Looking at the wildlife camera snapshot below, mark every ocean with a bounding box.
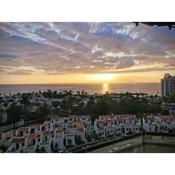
[0,83,160,95]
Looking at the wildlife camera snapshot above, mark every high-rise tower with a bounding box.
[161,73,175,97]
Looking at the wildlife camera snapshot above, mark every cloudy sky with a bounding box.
[0,22,175,84]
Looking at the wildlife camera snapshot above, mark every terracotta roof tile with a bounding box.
[31,124,41,129]
[19,127,29,132]
[28,134,40,140]
[12,137,25,143]
[42,131,49,135]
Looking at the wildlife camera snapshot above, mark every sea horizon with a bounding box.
[0,82,160,95]
[0,82,160,85]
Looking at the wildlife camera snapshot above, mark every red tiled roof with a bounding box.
[28,134,40,140]
[11,137,25,143]
[11,130,16,134]
[19,127,29,132]
[42,131,49,135]
[67,124,77,128]
[160,116,172,120]
[56,129,63,133]
[31,124,41,129]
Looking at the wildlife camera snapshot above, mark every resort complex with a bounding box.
[0,73,174,153]
[0,114,175,153]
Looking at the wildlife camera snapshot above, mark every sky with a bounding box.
[0,22,175,84]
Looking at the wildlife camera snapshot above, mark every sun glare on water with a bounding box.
[102,83,110,94]
[94,74,113,93]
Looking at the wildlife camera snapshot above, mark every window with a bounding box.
[33,139,36,145]
[16,143,19,150]
[22,143,25,147]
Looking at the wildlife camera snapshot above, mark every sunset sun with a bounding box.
[95,74,113,81]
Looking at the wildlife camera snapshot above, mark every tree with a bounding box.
[0,145,7,153]
[36,105,50,120]
[60,96,76,114]
[20,94,30,105]
[84,96,116,116]
[52,101,60,108]
[7,103,23,126]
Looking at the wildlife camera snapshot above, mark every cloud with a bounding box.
[0,53,17,59]
[0,22,175,76]
[105,66,175,74]
[115,58,135,69]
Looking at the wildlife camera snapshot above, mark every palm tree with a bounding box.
[76,91,80,96]
[68,90,73,96]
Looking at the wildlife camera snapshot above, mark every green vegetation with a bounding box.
[84,94,162,118]
[6,103,23,127]
[1,90,172,127]
[0,144,7,153]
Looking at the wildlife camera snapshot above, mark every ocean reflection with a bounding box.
[102,83,110,94]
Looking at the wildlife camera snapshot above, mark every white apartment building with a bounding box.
[1,114,175,153]
[161,73,175,97]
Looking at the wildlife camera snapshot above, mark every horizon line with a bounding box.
[0,82,161,86]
